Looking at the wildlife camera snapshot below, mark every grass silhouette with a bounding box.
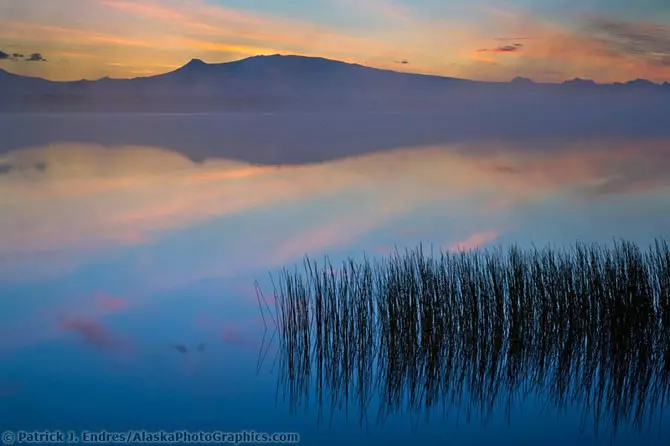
[257,239,670,436]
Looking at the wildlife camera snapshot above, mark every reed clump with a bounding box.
[258,239,670,434]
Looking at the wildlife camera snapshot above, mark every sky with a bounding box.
[0,0,669,82]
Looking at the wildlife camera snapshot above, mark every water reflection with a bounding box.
[2,138,670,281]
[1,135,670,443]
[266,241,670,437]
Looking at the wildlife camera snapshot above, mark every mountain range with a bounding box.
[1,54,669,112]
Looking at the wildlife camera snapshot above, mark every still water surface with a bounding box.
[1,117,669,445]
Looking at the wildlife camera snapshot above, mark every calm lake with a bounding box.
[1,114,669,445]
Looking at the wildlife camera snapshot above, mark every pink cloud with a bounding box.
[375,245,394,255]
[99,296,128,312]
[221,325,262,350]
[447,230,500,252]
[221,327,239,342]
[265,198,411,267]
[0,290,136,354]
[57,316,125,351]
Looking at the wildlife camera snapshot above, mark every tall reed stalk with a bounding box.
[258,239,670,435]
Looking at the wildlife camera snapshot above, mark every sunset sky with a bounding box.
[0,0,669,82]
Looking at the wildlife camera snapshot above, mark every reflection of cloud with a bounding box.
[221,327,239,342]
[221,325,260,350]
[265,199,411,266]
[0,289,133,354]
[375,245,394,255]
[2,138,670,283]
[57,317,123,350]
[99,296,127,312]
[447,230,500,251]
[172,344,188,353]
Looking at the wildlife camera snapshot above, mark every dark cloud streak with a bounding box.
[0,162,48,175]
[477,43,524,53]
[584,16,670,67]
[27,53,47,62]
[0,50,47,62]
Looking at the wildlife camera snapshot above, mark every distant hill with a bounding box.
[1,54,668,112]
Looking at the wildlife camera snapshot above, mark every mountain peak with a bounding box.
[246,53,283,59]
[626,78,656,86]
[182,58,207,69]
[563,77,597,85]
[511,76,534,84]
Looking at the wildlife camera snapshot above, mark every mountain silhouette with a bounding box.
[0,54,668,112]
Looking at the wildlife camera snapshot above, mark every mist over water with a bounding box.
[1,114,670,445]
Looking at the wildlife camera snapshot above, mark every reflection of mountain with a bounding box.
[3,113,670,166]
[263,240,670,435]
[1,54,669,114]
[2,56,669,162]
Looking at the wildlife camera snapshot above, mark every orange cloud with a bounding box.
[130,69,156,75]
[178,39,279,57]
[100,0,192,24]
[0,0,477,80]
[457,8,670,83]
[1,0,669,82]
[3,22,157,48]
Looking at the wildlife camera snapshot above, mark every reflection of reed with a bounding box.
[257,240,670,434]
